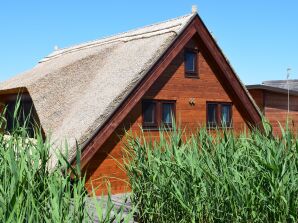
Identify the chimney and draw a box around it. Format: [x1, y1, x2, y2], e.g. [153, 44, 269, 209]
[191, 5, 198, 14]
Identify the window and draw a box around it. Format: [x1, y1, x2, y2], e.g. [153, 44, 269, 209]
[142, 100, 175, 129]
[5, 99, 36, 137]
[184, 49, 197, 77]
[206, 102, 232, 128]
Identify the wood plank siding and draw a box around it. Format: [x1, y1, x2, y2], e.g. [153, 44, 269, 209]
[0, 14, 262, 196]
[84, 37, 248, 195]
[249, 89, 298, 135]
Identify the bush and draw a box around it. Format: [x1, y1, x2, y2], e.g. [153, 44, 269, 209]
[124, 123, 298, 222]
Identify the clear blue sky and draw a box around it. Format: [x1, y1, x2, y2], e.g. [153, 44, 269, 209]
[0, 1, 297, 84]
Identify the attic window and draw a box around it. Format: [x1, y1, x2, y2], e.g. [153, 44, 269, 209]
[184, 49, 198, 77]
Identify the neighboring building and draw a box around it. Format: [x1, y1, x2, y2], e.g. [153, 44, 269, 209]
[247, 80, 298, 135]
[0, 12, 262, 194]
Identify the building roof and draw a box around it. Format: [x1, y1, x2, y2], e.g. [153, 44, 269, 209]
[263, 79, 298, 91]
[0, 13, 195, 168]
[247, 79, 298, 96]
[0, 12, 263, 169]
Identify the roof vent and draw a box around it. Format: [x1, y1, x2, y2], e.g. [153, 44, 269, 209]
[191, 5, 198, 14]
[54, 45, 59, 51]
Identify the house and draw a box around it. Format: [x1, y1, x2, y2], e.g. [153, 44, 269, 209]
[0, 11, 262, 194]
[247, 80, 298, 135]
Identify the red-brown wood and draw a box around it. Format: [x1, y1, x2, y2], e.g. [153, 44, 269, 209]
[84, 36, 251, 195]
[248, 89, 265, 113]
[193, 17, 262, 127]
[78, 15, 262, 174]
[78, 21, 198, 169]
[249, 88, 298, 135]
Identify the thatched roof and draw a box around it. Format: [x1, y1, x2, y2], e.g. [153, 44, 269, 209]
[0, 13, 195, 167]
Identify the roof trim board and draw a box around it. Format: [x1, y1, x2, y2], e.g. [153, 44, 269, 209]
[247, 84, 298, 96]
[76, 14, 263, 168]
[76, 16, 198, 168]
[193, 17, 262, 125]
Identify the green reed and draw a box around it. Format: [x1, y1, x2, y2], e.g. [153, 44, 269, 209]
[0, 98, 133, 223]
[124, 122, 298, 222]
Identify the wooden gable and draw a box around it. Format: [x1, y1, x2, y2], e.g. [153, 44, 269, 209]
[80, 15, 262, 194]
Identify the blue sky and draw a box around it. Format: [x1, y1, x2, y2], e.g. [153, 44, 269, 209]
[0, 1, 297, 84]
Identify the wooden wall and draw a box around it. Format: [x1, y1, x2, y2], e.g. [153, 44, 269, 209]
[84, 37, 248, 195]
[264, 91, 298, 135]
[249, 89, 298, 135]
[248, 89, 264, 113]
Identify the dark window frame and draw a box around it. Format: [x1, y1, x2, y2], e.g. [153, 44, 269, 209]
[184, 48, 198, 78]
[206, 102, 233, 128]
[142, 100, 176, 130]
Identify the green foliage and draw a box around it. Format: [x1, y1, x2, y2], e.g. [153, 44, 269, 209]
[0, 99, 133, 223]
[124, 123, 298, 223]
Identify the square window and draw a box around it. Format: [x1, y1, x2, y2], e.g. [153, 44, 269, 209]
[142, 100, 176, 129]
[206, 102, 233, 128]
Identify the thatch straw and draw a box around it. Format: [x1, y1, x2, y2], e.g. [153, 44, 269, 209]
[0, 13, 195, 168]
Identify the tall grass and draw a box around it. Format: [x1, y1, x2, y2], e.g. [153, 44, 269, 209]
[0, 99, 133, 223]
[124, 123, 298, 222]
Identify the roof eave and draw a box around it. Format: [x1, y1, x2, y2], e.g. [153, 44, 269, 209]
[247, 84, 298, 96]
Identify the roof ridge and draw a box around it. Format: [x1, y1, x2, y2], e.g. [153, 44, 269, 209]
[58, 13, 193, 51]
[40, 13, 194, 63]
[40, 27, 180, 63]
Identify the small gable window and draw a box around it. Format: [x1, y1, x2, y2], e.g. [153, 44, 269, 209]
[142, 100, 175, 129]
[207, 102, 232, 128]
[184, 49, 197, 77]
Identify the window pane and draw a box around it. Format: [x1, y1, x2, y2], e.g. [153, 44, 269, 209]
[221, 104, 231, 126]
[207, 104, 217, 127]
[143, 101, 155, 124]
[185, 52, 196, 72]
[162, 103, 174, 124]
